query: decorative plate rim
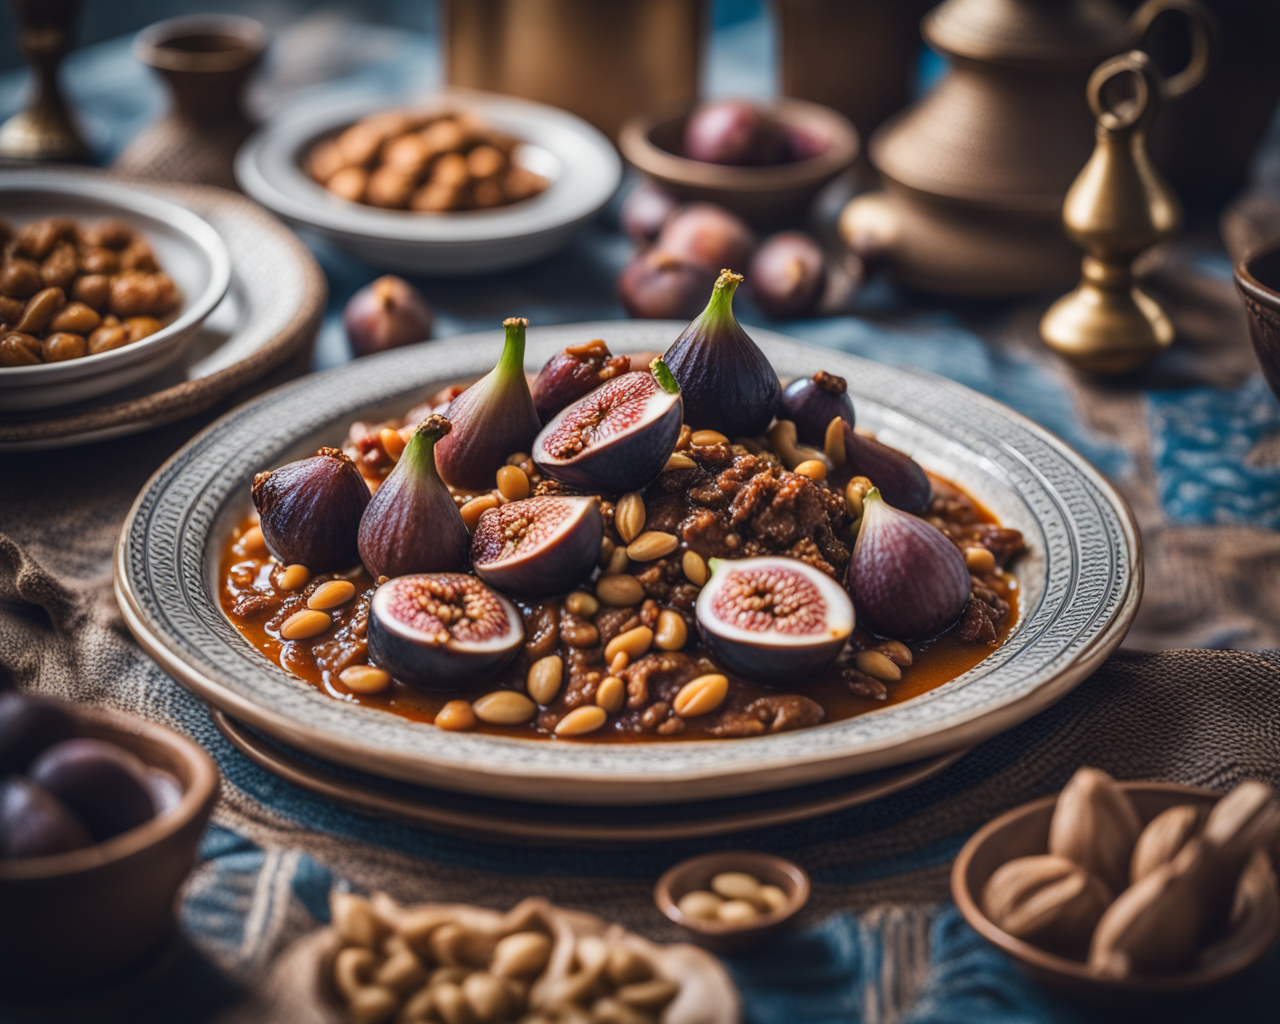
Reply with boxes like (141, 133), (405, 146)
(114, 322), (1142, 805)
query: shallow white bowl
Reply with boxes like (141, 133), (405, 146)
(235, 90), (621, 275)
(0, 173), (231, 413)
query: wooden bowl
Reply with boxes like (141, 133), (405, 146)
(618, 99), (858, 227)
(0, 705), (219, 993)
(952, 782), (1280, 1004)
(655, 850), (810, 953)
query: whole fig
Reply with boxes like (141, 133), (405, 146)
(0, 776), (92, 859)
(252, 447), (371, 573)
(343, 275), (434, 357)
(656, 204), (755, 272)
(532, 339), (631, 422)
(27, 738), (155, 842)
(780, 371), (854, 447)
(748, 232), (827, 319)
(683, 100), (787, 166)
(617, 250), (718, 320)
(0, 691), (76, 775)
(619, 181), (678, 244)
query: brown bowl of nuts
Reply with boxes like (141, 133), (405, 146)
(952, 769), (1280, 1002)
(655, 851), (811, 953)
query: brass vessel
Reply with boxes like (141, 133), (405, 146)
(1040, 51), (1180, 373)
(839, 0), (1212, 297)
(0, 0), (91, 162)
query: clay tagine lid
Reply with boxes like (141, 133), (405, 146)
(924, 0), (1132, 67)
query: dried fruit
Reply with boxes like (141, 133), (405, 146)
(358, 415), (470, 579)
(435, 317), (541, 492)
(343, 275), (434, 357)
(982, 854), (1112, 958)
(533, 358), (683, 494)
(617, 249), (718, 320)
(662, 270), (780, 437)
(779, 371), (855, 447)
(845, 488), (970, 641)
(696, 556), (854, 682)
(252, 447), (370, 573)
(748, 232), (827, 319)
(1048, 767), (1142, 895)
(531, 338), (631, 422)
(367, 573), (524, 690)
(470, 495), (604, 598)
(1131, 804), (1201, 884)
(842, 424), (931, 515)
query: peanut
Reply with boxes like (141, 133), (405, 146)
(965, 546), (996, 573)
(379, 427), (406, 461)
(596, 574), (645, 607)
(626, 531), (678, 562)
(681, 550), (708, 587)
(595, 676), (625, 713)
(855, 649), (901, 682)
(496, 464), (530, 501)
(280, 609), (331, 640)
(654, 610), (688, 651)
(555, 705), (607, 737)
(460, 493), (502, 531)
(309, 579), (357, 610)
(615, 492), (646, 544)
(604, 625), (653, 664)
(690, 429), (728, 447)
(278, 564), (311, 591)
(526, 655), (564, 705)
(564, 590), (599, 618)
(339, 666), (391, 694)
(793, 459), (827, 481)
(435, 700), (477, 731)
(472, 691), (536, 725)
(673, 674), (729, 717)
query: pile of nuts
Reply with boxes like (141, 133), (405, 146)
(328, 891), (681, 1024)
(981, 767), (1280, 977)
(0, 216), (179, 366)
(675, 871), (789, 926)
(306, 110), (548, 213)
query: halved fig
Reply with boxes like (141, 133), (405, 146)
(533, 358), (682, 494)
(696, 556), (854, 683)
(471, 495), (603, 598)
(368, 574), (524, 690)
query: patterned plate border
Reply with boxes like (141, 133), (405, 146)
(115, 322), (1142, 805)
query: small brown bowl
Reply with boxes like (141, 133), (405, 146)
(1234, 242), (1280, 402)
(619, 99), (858, 227)
(655, 850), (810, 953)
(0, 704), (219, 993)
(952, 782), (1280, 1004)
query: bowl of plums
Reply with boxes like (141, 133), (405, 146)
(0, 691), (219, 992)
(0, 172), (231, 413)
(235, 91), (621, 273)
(619, 97), (858, 226)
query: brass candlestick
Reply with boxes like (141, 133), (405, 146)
(0, 0), (91, 162)
(1040, 51), (1184, 374)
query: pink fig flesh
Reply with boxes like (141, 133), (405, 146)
(471, 495), (603, 598)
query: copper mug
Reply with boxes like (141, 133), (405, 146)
(1235, 244), (1280, 402)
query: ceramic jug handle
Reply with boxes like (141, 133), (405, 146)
(1086, 51), (1162, 134)
(1127, 0), (1218, 99)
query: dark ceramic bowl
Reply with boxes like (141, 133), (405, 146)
(0, 705), (219, 993)
(655, 850), (810, 953)
(618, 99), (858, 227)
(952, 782), (1280, 1005)
(1235, 243), (1280, 401)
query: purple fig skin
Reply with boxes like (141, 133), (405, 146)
(846, 488), (970, 642)
(748, 231), (827, 319)
(27, 738), (155, 842)
(781, 371), (855, 446)
(471, 496), (604, 598)
(619, 181), (678, 243)
(663, 269), (780, 437)
(683, 100), (788, 166)
(843, 423), (932, 515)
(0, 776), (93, 859)
(655, 204), (756, 272)
(252, 448), (371, 573)
(618, 249), (719, 320)
(0, 691), (76, 775)
(532, 340), (631, 423)
(534, 359), (683, 494)
(368, 573), (524, 690)
(435, 317), (541, 492)
(343, 275), (434, 357)
(358, 415), (470, 579)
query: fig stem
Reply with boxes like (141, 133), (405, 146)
(498, 317), (529, 379)
(649, 357), (680, 395)
(402, 414), (452, 478)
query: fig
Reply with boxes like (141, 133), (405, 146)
(780, 371), (855, 447)
(343, 275), (434, 357)
(617, 249), (719, 320)
(0, 691), (76, 775)
(695, 556), (854, 683)
(367, 573), (524, 689)
(471, 496), (604, 598)
(252, 447), (370, 573)
(845, 488), (970, 642)
(435, 317), (541, 492)
(0, 776), (92, 859)
(533, 358), (683, 494)
(619, 181), (678, 244)
(683, 100), (787, 166)
(663, 270), (780, 437)
(748, 232), (827, 319)
(842, 424), (932, 515)
(27, 738), (155, 842)
(532, 339), (631, 422)
(656, 204), (755, 272)
(358, 415), (470, 579)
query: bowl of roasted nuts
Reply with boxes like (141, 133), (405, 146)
(952, 768), (1280, 1001)
(0, 172), (231, 413)
(235, 91), (621, 274)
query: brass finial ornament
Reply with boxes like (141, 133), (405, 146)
(0, 0), (92, 162)
(1040, 51), (1194, 374)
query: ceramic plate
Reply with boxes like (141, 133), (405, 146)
(0, 172), (231, 412)
(0, 172), (326, 451)
(236, 90), (621, 274)
(115, 322), (1141, 805)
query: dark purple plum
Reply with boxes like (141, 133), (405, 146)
(252, 447), (370, 573)
(781, 371), (855, 447)
(532, 339), (631, 422)
(618, 250), (719, 320)
(655, 203), (755, 272)
(0, 776), (92, 859)
(471, 496), (603, 598)
(27, 738), (155, 842)
(619, 181), (678, 244)
(748, 231), (827, 319)
(696, 556), (854, 682)
(368, 573), (524, 690)
(683, 100), (787, 166)
(843, 424), (932, 514)
(343, 275), (434, 357)
(0, 691), (76, 775)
